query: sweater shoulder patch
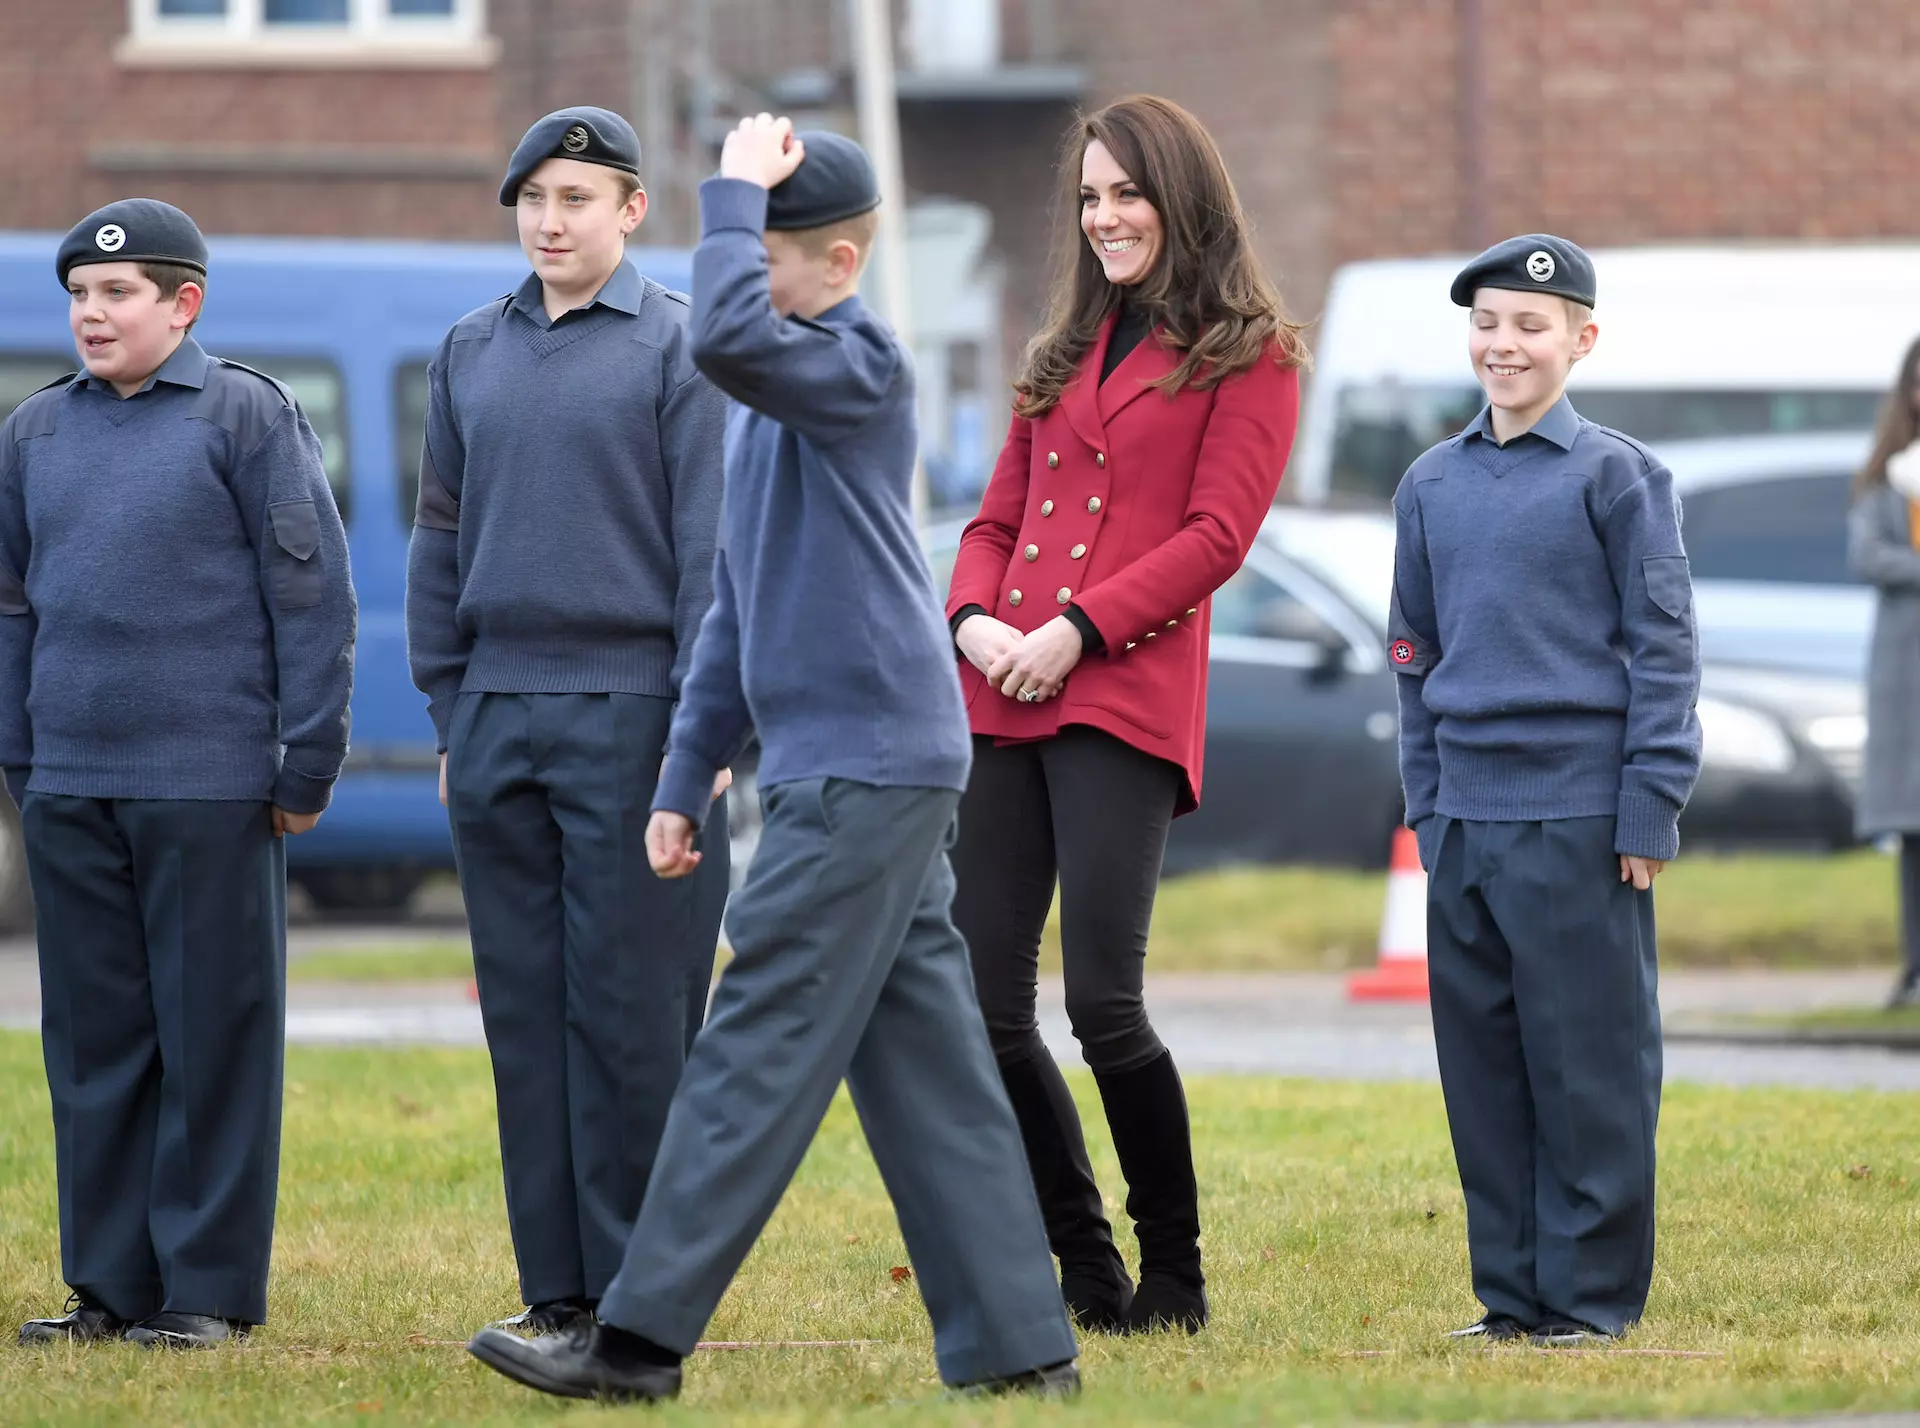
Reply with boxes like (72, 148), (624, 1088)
(193, 360), (294, 450)
(4, 380), (75, 442)
(448, 296), (511, 345)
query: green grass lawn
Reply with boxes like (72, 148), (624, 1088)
(291, 848), (1907, 982)
(0, 1033), (1917, 1424)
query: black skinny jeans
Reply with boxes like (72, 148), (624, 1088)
(1903, 834), (1920, 978)
(950, 726), (1183, 1076)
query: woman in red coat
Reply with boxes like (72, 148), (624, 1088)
(946, 94), (1304, 1335)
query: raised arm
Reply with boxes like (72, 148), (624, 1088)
(1069, 354), (1299, 648)
(405, 344), (470, 753)
(1603, 461), (1703, 861)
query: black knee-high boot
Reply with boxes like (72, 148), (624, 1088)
(1094, 1049), (1208, 1333)
(998, 1050), (1134, 1332)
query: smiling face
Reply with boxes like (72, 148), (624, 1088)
(1079, 138), (1163, 288)
(67, 262), (201, 395)
(1468, 287), (1598, 424)
(514, 157), (646, 304)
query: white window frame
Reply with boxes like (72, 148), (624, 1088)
(124, 0), (491, 65)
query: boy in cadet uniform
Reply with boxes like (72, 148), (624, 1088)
(1389, 235), (1702, 1345)
(465, 115), (1080, 1403)
(0, 199), (356, 1348)
(405, 106), (731, 1336)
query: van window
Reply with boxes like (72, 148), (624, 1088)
(228, 356), (351, 522)
(1682, 473), (1855, 586)
(395, 360), (430, 527)
(0, 356), (76, 422)
(1329, 383), (1882, 502)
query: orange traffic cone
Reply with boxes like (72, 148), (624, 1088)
(1346, 826), (1429, 1001)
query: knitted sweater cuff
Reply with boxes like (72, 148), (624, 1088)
(655, 748), (722, 832)
(427, 695), (457, 755)
(274, 760), (338, 816)
(1615, 791), (1681, 861)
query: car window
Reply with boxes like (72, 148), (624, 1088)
(1329, 383), (1882, 503)
(396, 360), (430, 527)
(1210, 561), (1342, 645)
(228, 356), (351, 523)
(0, 355), (77, 423)
(1681, 473), (1854, 585)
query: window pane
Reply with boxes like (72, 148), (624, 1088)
(1328, 384), (1883, 504)
(264, 0), (349, 22)
(1680, 475), (1854, 585)
(395, 361), (430, 527)
(230, 357), (352, 522)
(158, 0), (229, 14)
(0, 357), (75, 424)
(388, 0), (455, 13)
(1209, 564), (1337, 644)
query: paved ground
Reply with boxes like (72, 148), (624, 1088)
(1, 928), (1916, 1090)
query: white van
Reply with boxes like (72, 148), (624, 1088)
(1289, 244), (1920, 505)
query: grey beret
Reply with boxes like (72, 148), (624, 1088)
(57, 199), (207, 287)
(500, 106), (640, 206)
(765, 131), (881, 231)
(1450, 233), (1596, 309)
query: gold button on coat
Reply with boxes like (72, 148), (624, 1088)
(1095, 452), (1106, 468)
(1166, 619), (1178, 629)
(1056, 587), (1072, 604)
(1024, 544), (1039, 561)
(1070, 544), (1087, 560)
(1040, 500), (1054, 517)
(1009, 589), (1023, 606)
(1087, 497), (1102, 514)
(1187, 608), (1197, 616)
(1046, 452), (1059, 469)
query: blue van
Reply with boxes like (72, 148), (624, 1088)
(0, 233), (695, 924)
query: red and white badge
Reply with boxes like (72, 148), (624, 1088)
(1390, 639), (1417, 666)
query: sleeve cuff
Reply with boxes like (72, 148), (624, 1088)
(1615, 792), (1681, 861)
(699, 177), (771, 238)
(273, 761), (338, 816)
(950, 603), (989, 644)
(655, 748), (723, 831)
(1412, 815), (1442, 872)
(427, 694), (458, 755)
(1064, 603), (1105, 654)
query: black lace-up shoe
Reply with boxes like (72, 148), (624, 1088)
(467, 1321), (683, 1403)
(19, 1295), (130, 1345)
(1448, 1313), (1530, 1342)
(126, 1313), (249, 1348)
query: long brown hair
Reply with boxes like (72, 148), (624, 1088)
(1857, 334), (1920, 497)
(1013, 95), (1307, 419)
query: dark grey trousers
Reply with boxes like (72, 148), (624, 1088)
(24, 795), (285, 1326)
(1426, 815), (1662, 1335)
(448, 691), (730, 1306)
(597, 778), (1078, 1386)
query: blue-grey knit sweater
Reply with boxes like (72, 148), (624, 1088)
(0, 338), (356, 813)
(405, 260), (726, 751)
(1389, 396), (1703, 862)
(652, 178), (971, 824)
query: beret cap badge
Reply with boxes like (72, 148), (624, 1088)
(1526, 250), (1556, 282)
(94, 224), (126, 253)
(561, 125), (590, 154)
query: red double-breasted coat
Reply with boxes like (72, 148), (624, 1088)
(946, 317), (1301, 813)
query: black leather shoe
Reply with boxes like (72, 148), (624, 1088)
(467, 1322), (682, 1402)
(954, 1359), (1081, 1398)
(126, 1313), (249, 1349)
(1448, 1313), (1530, 1342)
(19, 1296), (129, 1345)
(1531, 1318), (1613, 1346)
(1125, 1273), (1209, 1334)
(487, 1298), (594, 1337)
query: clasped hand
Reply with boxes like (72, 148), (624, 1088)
(956, 614), (1083, 703)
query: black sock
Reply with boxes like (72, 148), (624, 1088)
(593, 1321), (682, 1370)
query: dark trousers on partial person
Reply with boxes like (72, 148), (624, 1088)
(949, 726), (1207, 1331)
(1900, 834), (1920, 981)
(23, 795), (286, 1327)
(596, 778), (1078, 1386)
(447, 691), (730, 1309)
(1426, 814), (1662, 1336)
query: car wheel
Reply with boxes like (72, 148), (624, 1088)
(0, 798), (31, 934)
(294, 867), (426, 921)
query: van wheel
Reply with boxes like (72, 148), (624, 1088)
(294, 867), (425, 920)
(0, 798), (33, 935)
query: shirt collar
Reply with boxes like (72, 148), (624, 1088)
(76, 336), (211, 397)
(1459, 393), (1580, 451)
(510, 259), (644, 329)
